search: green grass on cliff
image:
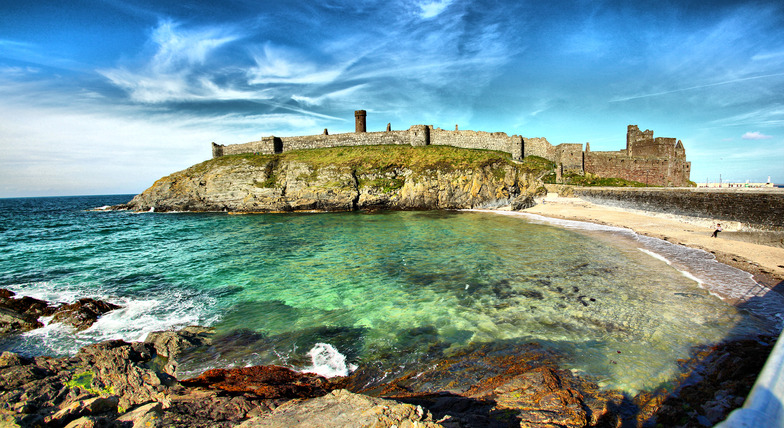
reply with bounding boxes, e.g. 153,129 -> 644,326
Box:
544,171 -> 649,187
200,145 -> 554,177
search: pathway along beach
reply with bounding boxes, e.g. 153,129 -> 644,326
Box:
521,192 -> 784,294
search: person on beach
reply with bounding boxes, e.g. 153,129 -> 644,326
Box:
712,223 -> 722,238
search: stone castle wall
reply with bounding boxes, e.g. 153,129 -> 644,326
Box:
584,151 -> 691,187
213,125 -> 525,161
555,144 -> 584,174
211,112 -> 691,187
213,131 -> 411,158
429,127 -> 523,161
522,137 -> 554,160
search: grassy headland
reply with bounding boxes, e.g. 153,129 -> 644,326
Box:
196,145 -> 554,176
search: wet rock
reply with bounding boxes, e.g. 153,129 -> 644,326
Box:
238,389 -> 444,428
144,326 -> 214,377
0,289 -> 52,335
181,365 -> 331,399
50,298 -> 121,331
0,289 -> 54,318
0,306 -> 42,335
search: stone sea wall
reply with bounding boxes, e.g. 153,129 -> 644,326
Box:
575,188 -> 784,230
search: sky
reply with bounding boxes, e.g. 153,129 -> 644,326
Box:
1,0 -> 783,197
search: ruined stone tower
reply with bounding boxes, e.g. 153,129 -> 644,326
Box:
355,110 -> 367,133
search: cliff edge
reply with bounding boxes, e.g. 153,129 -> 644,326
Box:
121,146 -> 549,213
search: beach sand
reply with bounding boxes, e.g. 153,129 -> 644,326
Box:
521,194 -> 784,292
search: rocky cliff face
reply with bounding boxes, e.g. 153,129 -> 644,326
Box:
122,156 -> 543,212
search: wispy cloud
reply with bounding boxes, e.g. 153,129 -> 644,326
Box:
417,0 -> 454,19
291,84 -> 367,107
712,107 -> 784,128
610,72 -> 784,103
100,20 -> 248,103
246,44 -> 352,85
742,131 -> 773,140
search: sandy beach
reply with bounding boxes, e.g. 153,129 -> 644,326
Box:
522,193 -> 784,292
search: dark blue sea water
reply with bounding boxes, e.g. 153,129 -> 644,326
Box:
1,195 -> 781,392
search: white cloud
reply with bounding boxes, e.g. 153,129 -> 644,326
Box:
246,44 -> 351,85
741,131 -> 773,140
0,97 -> 334,197
99,20 -> 249,103
417,0 -> 454,19
291,84 -> 367,107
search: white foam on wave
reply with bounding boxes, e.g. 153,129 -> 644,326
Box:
5,282 -> 85,307
3,282 -> 220,357
302,343 -> 357,378
638,248 -> 672,265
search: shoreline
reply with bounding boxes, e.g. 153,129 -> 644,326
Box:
518,194 -> 784,292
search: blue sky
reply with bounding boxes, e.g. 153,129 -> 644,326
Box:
1,0 -> 783,196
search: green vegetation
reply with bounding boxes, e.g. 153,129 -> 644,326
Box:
65,371 -> 114,396
208,145 -> 527,173
359,177 -> 406,192
518,155 -> 556,174
187,146 -> 558,188
544,171 -> 649,187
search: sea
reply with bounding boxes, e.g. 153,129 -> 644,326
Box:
1,194 -> 782,393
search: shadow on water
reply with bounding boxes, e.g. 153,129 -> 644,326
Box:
770,279 -> 784,297
641,277 -> 784,427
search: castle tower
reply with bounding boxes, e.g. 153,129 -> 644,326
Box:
355,110 -> 367,133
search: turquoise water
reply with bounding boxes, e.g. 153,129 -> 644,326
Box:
0,195 -> 781,392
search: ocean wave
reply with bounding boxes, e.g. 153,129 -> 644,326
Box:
2,282 -> 220,357
301,343 -> 357,378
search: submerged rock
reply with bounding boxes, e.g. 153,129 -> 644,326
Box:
145,326 -> 214,377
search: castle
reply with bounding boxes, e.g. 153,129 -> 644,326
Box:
212,110 -> 691,187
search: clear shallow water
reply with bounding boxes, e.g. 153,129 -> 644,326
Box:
0,195 -> 781,392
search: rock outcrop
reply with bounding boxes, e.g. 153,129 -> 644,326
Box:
181,366 -> 330,399
120,155 -> 543,213
49,298 -> 121,331
0,289 -> 121,336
